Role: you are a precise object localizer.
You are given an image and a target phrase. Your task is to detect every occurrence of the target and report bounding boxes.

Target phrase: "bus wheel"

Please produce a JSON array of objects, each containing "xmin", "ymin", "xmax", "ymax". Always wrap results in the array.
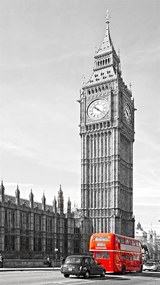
[{"xmin": 121, "ymin": 265, "xmax": 126, "ymax": 275}]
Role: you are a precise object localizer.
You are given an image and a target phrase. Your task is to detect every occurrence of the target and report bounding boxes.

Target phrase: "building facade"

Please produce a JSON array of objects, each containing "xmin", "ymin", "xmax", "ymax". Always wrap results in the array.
[
  {"xmin": 0, "ymin": 181, "xmax": 92, "ymax": 259},
  {"xmin": 135, "ymin": 222, "xmax": 160, "ymax": 261},
  {"xmin": 79, "ymin": 12, "xmax": 135, "ymax": 236}
]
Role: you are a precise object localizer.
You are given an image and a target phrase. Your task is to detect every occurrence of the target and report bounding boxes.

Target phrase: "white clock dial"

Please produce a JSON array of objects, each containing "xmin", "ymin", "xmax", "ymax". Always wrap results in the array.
[
  {"xmin": 87, "ymin": 99, "xmax": 109, "ymax": 120},
  {"xmin": 124, "ymin": 104, "xmax": 131, "ymax": 124}
]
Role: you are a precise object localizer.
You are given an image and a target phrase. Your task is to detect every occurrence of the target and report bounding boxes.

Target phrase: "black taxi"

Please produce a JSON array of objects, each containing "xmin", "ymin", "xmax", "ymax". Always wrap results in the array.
[{"xmin": 60, "ymin": 255, "xmax": 105, "ymax": 278}]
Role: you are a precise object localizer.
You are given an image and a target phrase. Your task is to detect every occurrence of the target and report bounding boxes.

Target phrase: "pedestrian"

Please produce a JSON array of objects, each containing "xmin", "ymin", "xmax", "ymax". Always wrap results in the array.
[
  {"xmin": 0, "ymin": 253, "xmax": 3, "ymax": 268},
  {"xmin": 60, "ymin": 256, "xmax": 65, "ymax": 265},
  {"xmin": 47, "ymin": 256, "xmax": 51, "ymax": 267}
]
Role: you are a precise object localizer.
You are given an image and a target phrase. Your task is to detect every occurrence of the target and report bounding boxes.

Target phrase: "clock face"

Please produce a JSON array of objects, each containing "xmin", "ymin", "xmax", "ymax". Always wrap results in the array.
[
  {"xmin": 124, "ymin": 104, "xmax": 131, "ymax": 124},
  {"xmin": 87, "ymin": 99, "xmax": 109, "ymax": 120}
]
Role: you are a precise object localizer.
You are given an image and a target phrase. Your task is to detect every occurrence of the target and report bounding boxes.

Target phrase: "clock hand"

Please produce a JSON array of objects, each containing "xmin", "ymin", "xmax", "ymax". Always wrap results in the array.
[
  {"xmin": 94, "ymin": 106, "xmax": 100, "ymax": 111},
  {"xmin": 94, "ymin": 106, "xmax": 105, "ymax": 115}
]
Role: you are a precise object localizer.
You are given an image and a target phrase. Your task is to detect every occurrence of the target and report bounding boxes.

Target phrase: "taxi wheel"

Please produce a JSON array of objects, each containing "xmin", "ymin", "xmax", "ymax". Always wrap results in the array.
[
  {"xmin": 139, "ymin": 265, "xmax": 143, "ymax": 273},
  {"xmin": 84, "ymin": 271, "xmax": 90, "ymax": 278},
  {"xmin": 101, "ymin": 270, "xmax": 105, "ymax": 277},
  {"xmin": 64, "ymin": 274, "xmax": 70, "ymax": 278}
]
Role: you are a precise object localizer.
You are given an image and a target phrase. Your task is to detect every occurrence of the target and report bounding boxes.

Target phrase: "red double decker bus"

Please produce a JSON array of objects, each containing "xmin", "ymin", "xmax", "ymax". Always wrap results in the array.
[{"xmin": 89, "ymin": 233, "xmax": 142, "ymax": 274}]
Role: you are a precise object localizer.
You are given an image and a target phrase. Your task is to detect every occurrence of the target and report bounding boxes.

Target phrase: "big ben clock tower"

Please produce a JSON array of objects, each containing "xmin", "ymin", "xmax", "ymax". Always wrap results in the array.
[{"xmin": 79, "ymin": 11, "xmax": 135, "ymax": 237}]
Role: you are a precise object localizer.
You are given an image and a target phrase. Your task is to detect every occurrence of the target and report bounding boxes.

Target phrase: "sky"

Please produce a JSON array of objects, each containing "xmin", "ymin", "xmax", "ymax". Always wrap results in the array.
[{"xmin": 0, "ymin": 0, "xmax": 160, "ymax": 234}]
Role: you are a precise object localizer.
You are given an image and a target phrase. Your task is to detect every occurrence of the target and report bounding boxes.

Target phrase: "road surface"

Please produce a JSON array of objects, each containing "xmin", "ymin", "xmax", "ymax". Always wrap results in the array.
[{"xmin": 0, "ymin": 270, "xmax": 160, "ymax": 285}]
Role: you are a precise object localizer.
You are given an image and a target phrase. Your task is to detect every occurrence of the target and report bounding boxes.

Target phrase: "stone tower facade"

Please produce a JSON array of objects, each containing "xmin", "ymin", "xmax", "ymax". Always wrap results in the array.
[{"xmin": 79, "ymin": 12, "xmax": 135, "ymax": 237}]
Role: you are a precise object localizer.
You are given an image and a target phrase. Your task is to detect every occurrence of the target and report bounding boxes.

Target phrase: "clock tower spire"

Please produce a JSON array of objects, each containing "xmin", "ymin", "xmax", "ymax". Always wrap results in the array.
[{"xmin": 79, "ymin": 11, "xmax": 135, "ymax": 237}]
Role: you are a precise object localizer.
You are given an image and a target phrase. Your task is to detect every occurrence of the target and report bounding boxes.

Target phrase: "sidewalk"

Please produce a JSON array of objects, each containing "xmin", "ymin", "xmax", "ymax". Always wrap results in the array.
[{"xmin": 0, "ymin": 267, "xmax": 61, "ymax": 272}]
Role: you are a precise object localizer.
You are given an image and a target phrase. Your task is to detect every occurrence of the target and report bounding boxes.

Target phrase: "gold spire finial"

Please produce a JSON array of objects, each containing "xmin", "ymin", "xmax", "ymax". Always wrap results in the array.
[
  {"xmin": 129, "ymin": 82, "xmax": 132, "ymax": 91},
  {"xmin": 106, "ymin": 10, "xmax": 110, "ymax": 24}
]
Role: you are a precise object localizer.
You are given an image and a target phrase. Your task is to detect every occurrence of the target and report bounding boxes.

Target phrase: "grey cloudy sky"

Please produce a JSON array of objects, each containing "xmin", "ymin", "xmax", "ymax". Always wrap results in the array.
[{"xmin": 0, "ymin": 0, "xmax": 160, "ymax": 233}]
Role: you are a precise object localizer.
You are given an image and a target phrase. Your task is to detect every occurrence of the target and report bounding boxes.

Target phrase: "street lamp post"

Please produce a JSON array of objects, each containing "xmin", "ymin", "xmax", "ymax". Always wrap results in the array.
[{"xmin": 54, "ymin": 248, "xmax": 58, "ymax": 267}]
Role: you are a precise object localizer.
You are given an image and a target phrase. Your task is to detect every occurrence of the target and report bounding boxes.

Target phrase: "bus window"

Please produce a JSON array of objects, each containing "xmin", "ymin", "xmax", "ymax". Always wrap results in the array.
[
  {"xmin": 115, "ymin": 236, "xmax": 120, "ymax": 243},
  {"xmin": 95, "ymin": 236, "xmax": 109, "ymax": 242},
  {"xmin": 95, "ymin": 252, "xmax": 110, "ymax": 259},
  {"xmin": 121, "ymin": 238, "xmax": 125, "ymax": 244}
]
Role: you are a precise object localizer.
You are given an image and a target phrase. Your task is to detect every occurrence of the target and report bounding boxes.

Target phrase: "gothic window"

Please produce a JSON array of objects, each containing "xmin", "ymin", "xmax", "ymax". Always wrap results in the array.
[
  {"xmin": 5, "ymin": 235, "xmax": 15, "ymax": 251},
  {"xmin": 101, "ymin": 135, "xmax": 103, "ymax": 156},
  {"xmin": 101, "ymin": 164, "xmax": 104, "ymax": 183},
  {"xmin": 8, "ymin": 210, "xmax": 11, "ymax": 230},
  {"xmin": 5, "ymin": 209, "xmax": 15, "ymax": 230},
  {"xmin": 91, "ymin": 189, "xmax": 93, "ymax": 208},
  {"xmin": 34, "ymin": 237, "xmax": 42, "ymax": 252},
  {"xmin": 98, "ymin": 136, "xmax": 100, "ymax": 157},
  {"xmin": 5, "ymin": 209, "xmax": 9, "ymax": 230},
  {"xmin": 94, "ymin": 190, "xmax": 97, "ymax": 208},
  {"xmin": 74, "ymin": 240, "xmax": 80, "ymax": 254},
  {"xmin": 102, "ymin": 190, "xmax": 104, "ymax": 208},
  {"xmin": 91, "ymin": 136, "xmax": 93, "ymax": 158},
  {"xmin": 46, "ymin": 238, "xmax": 52, "ymax": 252},
  {"xmin": 74, "ymin": 227, "xmax": 80, "ymax": 234},
  {"xmin": 94, "ymin": 136, "xmax": 96, "ymax": 157},
  {"xmin": 11, "ymin": 210, "xmax": 15, "ymax": 229},
  {"xmin": 20, "ymin": 236, "xmax": 29, "ymax": 251},
  {"xmin": 46, "ymin": 217, "xmax": 52, "ymax": 233},
  {"xmin": 21, "ymin": 212, "xmax": 29, "ymax": 231},
  {"xmin": 87, "ymin": 136, "xmax": 90, "ymax": 158},
  {"xmin": 34, "ymin": 214, "xmax": 42, "ymax": 232}
]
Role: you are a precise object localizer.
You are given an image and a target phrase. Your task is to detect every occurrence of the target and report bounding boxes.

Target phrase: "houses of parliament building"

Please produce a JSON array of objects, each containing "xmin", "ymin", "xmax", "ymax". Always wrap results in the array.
[
  {"xmin": 0, "ymin": 11, "xmax": 135, "ymax": 259},
  {"xmin": 0, "ymin": 181, "xmax": 92, "ymax": 259}
]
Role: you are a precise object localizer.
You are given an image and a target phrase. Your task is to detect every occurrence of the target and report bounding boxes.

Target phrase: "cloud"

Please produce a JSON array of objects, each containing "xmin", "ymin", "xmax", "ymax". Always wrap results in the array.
[
  {"xmin": 123, "ymin": 44, "xmax": 160, "ymax": 67},
  {"xmin": 0, "ymin": 141, "xmax": 37, "ymax": 160},
  {"xmin": 0, "ymin": 47, "xmax": 92, "ymax": 70}
]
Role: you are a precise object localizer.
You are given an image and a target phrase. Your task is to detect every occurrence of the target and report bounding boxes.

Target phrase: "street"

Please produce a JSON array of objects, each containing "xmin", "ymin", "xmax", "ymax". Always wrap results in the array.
[{"xmin": 0, "ymin": 270, "xmax": 160, "ymax": 285}]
